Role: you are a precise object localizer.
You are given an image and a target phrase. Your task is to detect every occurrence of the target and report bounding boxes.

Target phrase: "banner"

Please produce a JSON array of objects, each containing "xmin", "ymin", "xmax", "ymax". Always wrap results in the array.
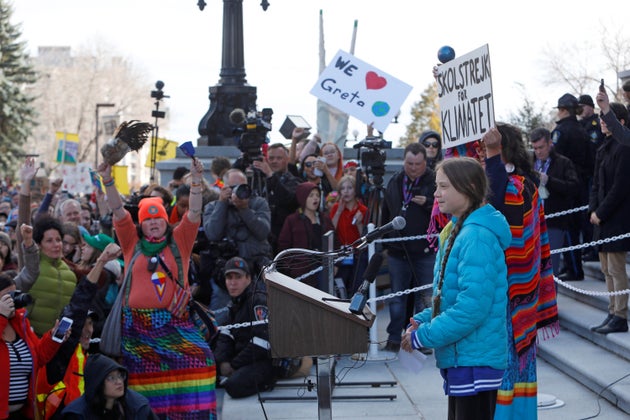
[
  {"xmin": 310, "ymin": 49, "xmax": 412, "ymax": 133},
  {"xmin": 55, "ymin": 132, "xmax": 79, "ymax": 164},
  {"xmin": 145, "ymin": 138, "xmax": 178, "ymax": 168},
  {"xmin": 435, "ymin": 44, "xmax": 495, "ymax": 148},
  {"xmin": 112, "ymin": 165, "xmax": 129, "ymax": 196}
]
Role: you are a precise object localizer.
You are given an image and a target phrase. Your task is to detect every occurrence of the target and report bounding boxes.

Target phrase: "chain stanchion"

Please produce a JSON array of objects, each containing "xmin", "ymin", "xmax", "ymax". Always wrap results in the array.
[{"xmin": 219, "ymin": 204, "xmax": 630, "ymax": 331}]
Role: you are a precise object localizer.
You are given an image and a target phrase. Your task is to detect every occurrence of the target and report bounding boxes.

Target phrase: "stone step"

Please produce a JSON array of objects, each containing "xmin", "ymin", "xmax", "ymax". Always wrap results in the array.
[{"xmin": 538, "ymin": 323, "xmax": 630, "ymax": 415}]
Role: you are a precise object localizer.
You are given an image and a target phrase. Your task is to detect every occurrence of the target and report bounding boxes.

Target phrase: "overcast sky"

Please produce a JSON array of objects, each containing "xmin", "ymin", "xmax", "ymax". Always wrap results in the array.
[{"xmin": 11, "ymin": 0, "xmax": 626, "ymax": 146}]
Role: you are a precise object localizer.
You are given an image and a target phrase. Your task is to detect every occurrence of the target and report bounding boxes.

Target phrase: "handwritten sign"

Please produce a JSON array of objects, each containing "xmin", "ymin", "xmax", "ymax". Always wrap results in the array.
[
  {"xmin": 435, "ymin": 44, "xmax": 494, "ymax": 148},
  {"xmin": 310, "ymin": 50, "xmax": 412, "ymax": 133}
]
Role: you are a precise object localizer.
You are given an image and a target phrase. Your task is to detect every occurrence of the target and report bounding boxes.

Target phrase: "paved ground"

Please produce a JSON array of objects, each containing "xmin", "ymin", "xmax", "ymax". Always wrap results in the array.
[{"xmin": 217, "ymin": 306, "xmax": 629, "ymax": 419}]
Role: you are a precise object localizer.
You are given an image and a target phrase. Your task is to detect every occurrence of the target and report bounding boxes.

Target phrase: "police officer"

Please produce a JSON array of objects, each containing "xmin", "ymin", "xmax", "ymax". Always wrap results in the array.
[
  {"xmin": 578, "ymin": 94, "xmax": 604, "ymax": 261},
  {"xmin": 551, "ymin": 93, "xmax": 592, "ymax": 280},
  {"xmin": 213, "ymin": 257, "xmax": 275, "ymax": 398}
]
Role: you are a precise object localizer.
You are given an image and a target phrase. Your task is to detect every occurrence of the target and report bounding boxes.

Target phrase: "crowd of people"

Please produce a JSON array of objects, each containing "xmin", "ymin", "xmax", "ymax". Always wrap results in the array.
[{"xmin": 1, "ymin": 80, "xmax": 630, "ymax": 419}]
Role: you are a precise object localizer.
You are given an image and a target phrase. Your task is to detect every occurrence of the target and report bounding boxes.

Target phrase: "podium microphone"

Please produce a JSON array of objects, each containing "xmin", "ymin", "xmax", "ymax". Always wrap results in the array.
[
  {"xmin": 354, "ymin": 216, "xmax": 406, "ymax": 249},
  {"xmin": 349, "ymin": 253, "xmax": 384, "ymax": 315}
]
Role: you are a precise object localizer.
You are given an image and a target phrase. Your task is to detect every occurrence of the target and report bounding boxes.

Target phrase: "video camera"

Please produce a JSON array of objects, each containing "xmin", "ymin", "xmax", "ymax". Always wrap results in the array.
[
  {"xmin": 353, "ymin": 136, "xmax": 392, "ymax": 181},
  {"xmin": 230, "ymin": 107, "xmax": 273, "ymax": 164}
]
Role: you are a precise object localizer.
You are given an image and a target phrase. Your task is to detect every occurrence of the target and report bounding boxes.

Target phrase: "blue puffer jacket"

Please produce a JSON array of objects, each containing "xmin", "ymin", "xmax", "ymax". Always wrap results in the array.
[{"xmin": 413, "ymin": 204, "xmax": 511, "ymax": 370}]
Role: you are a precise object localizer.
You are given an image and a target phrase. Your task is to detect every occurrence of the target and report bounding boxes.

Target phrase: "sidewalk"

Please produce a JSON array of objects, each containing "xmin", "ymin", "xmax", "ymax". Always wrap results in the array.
[{"xmin": 218, "ymin": 306, "xmax": 629, "ymax": 419}]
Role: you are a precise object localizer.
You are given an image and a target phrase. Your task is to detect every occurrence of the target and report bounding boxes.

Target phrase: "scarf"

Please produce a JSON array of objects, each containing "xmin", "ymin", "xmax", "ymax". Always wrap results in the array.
[
  {"xmin": 140, "ymin": 236, "xmax": 168, "ymax": 256},
  {"xmin": 503, "ymin": 174, "xmax": 559, "ymax": 362}
]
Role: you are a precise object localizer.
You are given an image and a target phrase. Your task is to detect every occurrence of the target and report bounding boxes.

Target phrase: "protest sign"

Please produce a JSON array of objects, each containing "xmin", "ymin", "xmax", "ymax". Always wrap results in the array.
[
  {"xmin": 435, "ymin": 44, "xmax": 494, "ymax": 148},
  {"xmin": 310, "ymin": 50, "xmax": 412, "ymax": 133}
]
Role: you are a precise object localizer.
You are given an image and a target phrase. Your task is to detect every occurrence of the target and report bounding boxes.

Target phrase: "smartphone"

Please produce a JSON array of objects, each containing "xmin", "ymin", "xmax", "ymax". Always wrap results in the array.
[
  {"xmin": 600, "ymin": 78, "xmax": 605, "ymax": 93},
  {"xmin": 52, "ymin": 316, "xmax": 73, "ymax": 343}
]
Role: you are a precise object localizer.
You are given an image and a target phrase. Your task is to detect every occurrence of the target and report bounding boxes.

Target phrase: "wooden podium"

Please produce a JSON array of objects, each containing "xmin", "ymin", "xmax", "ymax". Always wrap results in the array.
[{"xmin": 265, "ymin": 270, "xmax": 375, "ymax": 358}]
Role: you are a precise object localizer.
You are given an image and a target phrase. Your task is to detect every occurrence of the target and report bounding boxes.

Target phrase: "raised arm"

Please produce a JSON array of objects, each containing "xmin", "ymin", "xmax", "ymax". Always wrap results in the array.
[
  {"xmin": 97, "ymin": 162, "xmax": 126, "ymax": 221},
  {"xmin": 187, "ymin": 158, "xmax": 205, "ymax": 224}
]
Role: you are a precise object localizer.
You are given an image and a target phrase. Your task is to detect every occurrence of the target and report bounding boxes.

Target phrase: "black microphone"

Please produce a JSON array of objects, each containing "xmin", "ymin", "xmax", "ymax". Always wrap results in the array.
[
  {"xmin": 229, "ymin": 108, "xmax": 246, "ymax": 125},
  {"xmin": 355, "ymin": 216, "xmax": 406, "ymax": 247},
  {"xmin": 349, "ymin": 253, "xmax": 384, "ymax": 315}
]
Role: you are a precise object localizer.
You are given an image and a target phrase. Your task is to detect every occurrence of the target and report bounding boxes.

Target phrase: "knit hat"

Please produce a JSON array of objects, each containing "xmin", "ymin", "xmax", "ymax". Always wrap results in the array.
[
  {"xmin": 81, "ymin": 232, "xmax": 114, "ymax": 252},
  {"xmin": 138, "ymin": 197, "xmax": 168, "ymax": 224}
]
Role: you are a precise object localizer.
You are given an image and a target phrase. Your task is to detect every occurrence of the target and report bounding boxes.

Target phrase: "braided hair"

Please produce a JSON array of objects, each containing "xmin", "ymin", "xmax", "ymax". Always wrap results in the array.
[{"xmin": 433, "ymin": 157, "xmax": 489, "ymax": 316}]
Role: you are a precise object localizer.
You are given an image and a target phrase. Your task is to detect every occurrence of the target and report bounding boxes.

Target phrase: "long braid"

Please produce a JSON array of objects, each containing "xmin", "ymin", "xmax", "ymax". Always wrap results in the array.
[{"xmin": 433, "ymin": 200, "xmax": 482, "ymax": 318}]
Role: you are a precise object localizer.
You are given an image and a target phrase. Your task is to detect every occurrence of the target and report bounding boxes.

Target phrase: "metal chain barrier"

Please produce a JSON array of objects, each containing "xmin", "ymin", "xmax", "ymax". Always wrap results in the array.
[{"xmin": 219, "ymin": 204, "xmax": 630, "ymax": 330}]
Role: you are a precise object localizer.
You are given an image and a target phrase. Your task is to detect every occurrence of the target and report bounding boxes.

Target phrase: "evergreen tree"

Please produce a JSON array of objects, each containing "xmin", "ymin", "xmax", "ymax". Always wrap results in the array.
[
  {"xmin": 400, "ymin": 83, "xmax": 441, "ymax": 147},
  {"xmin": 0, "ymin": 0, "xmax": 37, "ymax": 177}
]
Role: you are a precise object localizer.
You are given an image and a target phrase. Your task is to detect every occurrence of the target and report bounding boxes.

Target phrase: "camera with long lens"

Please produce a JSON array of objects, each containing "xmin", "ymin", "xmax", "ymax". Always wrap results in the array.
[
  {"xmin": 353, "ymin": 136, "xmax": 391, "ymax": 186},
  {"xmin": 229, "ymin": 107, "xmax": 273, "ymax": 164},
  {"xmin": 232, "ymin": 184, "xmax": 252, "ymax": 200},
  {"xmin": 9, "ymin": 290, "xmax": 33, "ymax": 309}
]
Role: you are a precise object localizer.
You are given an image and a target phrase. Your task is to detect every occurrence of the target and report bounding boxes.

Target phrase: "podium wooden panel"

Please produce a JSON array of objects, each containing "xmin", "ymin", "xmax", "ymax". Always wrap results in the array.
[{"xmin": 265, "ymin": 270, "xmax": 375, "ymax": 358}]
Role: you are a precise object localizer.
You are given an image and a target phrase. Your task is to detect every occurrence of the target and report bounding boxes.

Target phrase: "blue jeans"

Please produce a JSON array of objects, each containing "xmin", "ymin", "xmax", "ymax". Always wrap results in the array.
[{"xmin": 386, "ymin": 253, "xmax": 435, "ymax": 344}]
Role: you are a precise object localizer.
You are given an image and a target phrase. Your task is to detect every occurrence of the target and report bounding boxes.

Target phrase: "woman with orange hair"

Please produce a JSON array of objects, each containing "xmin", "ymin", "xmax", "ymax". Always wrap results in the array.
[{"xmin": 320, "ymin": 142, "xmax": 344, "ymax": 191}]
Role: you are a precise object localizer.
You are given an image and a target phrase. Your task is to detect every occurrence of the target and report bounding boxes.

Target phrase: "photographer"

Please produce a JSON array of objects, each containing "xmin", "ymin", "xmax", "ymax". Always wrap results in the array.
[
  {"xmin": 251, "ymin": 143, "xmax": 300, "ymax": 254},
  {"xmin": 203, "ymin": 169, "xmax": 272, "ymax": 288}
]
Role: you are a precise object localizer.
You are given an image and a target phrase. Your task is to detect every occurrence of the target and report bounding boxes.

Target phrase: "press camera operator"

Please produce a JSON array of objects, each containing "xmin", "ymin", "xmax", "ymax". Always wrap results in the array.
[
  {"xmin": 251, "ymin": 142, "xmax": 301, "ymax": 254},
  {"xmin": 203, "ymin": 168, "xmax": 272, "ymax": 290}
]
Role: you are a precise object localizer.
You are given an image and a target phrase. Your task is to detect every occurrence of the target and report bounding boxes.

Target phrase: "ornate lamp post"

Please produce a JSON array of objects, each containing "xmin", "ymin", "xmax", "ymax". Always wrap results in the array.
[{"xmin": 196, "ymin": 0, "xmax": 270, "ymax": 146}]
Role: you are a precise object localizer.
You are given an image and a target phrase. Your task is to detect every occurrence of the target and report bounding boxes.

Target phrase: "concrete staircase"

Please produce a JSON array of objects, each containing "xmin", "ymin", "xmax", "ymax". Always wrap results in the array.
[{"xmin": 537, "ymin": 260, "xmax": 630, "ymax": 414}]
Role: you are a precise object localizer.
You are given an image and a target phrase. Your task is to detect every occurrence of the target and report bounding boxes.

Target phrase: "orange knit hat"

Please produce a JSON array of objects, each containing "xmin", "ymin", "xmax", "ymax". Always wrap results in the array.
[{"xmin": 138, "ymin": 197, "xmax": 168, "ymax": 224}]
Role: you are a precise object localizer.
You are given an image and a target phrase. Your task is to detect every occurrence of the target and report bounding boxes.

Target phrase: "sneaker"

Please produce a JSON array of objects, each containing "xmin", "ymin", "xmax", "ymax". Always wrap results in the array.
[{"xmin": 382, "ymin": 341, "xmax": 400, "ymax": 352}]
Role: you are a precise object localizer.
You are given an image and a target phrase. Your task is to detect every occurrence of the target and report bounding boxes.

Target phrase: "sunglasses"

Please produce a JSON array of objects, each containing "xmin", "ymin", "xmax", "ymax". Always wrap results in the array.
[
  {"xmin": 423, "ymin": 142, "xmax": 439, "ymax": 148},
  {"xmin": 304, "ymin": 161, "xmax": 315, "ymax": 168}
]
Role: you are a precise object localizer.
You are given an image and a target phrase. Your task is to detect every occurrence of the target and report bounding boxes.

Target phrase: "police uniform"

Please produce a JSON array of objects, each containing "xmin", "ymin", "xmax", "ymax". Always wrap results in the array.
[{"xmin": 213, "ymin": 257, "xmax": 275, "ymax": 398}]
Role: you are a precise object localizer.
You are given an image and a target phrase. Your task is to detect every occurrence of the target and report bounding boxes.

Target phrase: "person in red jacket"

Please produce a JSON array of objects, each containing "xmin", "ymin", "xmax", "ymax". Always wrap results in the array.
[{"xmin": 1, "ymin": 273, "xmax": 68, "ymax": 420}]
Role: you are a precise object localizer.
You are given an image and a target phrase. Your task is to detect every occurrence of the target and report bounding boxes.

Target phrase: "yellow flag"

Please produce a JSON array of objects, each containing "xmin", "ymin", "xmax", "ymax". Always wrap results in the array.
[
  {"xmin": 145, "ymin": 138, "xmax": 178, "ymax": 168},
  {"xmin": 112, "ymin": 165, "xmax": 130, "ymax": 196},
  {"xmin": 55, "ymin": 132, "xmax": 79, "ymax": 164}
]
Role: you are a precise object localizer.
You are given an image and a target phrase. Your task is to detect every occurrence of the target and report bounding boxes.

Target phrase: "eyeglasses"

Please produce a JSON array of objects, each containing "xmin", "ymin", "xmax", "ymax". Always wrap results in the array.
[
  {"xmin": 423, "ymin": 142, "xmax": 439, "ymax": 148},
  {"xmin": 105, "ymin": 371, "xmax": 126, "ymax": 383},
  {"xmin": 304, "ymin": 162, "xmax": 315, "ymax": 168}
]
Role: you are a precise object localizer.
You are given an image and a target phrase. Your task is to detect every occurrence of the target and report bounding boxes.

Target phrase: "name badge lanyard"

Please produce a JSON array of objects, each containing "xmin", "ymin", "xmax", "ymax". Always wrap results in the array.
[{"xmin": 401, "ymin": 175, "xmax": 419, "ymax": 215}]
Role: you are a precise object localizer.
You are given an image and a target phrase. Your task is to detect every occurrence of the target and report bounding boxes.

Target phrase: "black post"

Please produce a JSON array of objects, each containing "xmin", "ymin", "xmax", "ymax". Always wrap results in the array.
[
  {"xmin": 150, "ymin": 81, "xmax": 168, "ymax": 183},
  {"xmin": 196, "ymin": 0, "xmax": 269, "ymax": 146}
]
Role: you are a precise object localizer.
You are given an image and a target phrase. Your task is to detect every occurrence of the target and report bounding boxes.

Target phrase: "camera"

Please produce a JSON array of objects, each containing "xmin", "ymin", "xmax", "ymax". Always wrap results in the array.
[
  {"xmin": 232, "ymin": 184, "xmax": 252, "ymax": 200},
  {"xmin": 354, "ymin": 137, "xmax": 391, "ymax": 178},
  {"xmin": 229, "ymin": 107, "xmax": 273, "ymax": 164},
  {"xmin": 9, "ymin": 290, "xmax": 33, "ymax": 309}
]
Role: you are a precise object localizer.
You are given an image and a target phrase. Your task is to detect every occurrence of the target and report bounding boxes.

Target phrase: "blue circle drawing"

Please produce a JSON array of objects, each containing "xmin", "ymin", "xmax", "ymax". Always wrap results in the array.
[{"xmin": 372, "ymin": 101, "xmax": 390, "ymax": 117}]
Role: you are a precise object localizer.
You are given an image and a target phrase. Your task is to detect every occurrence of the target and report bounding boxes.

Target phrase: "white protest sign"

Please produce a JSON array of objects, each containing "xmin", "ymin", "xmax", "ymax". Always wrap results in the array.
[
  {"xmin": 310, "ymin": 50, "xmax": 412, "ymax": 133},
  {"xmin": 60, "ymin": 163, "xmax": 93, "ymax": 195},
  {"xmin": 436, "ymin": 44, "xmax": 494, "ymax": 148}
]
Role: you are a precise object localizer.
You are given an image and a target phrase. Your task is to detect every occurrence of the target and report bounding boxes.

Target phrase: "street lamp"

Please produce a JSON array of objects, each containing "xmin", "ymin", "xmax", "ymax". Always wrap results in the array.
[{"xmin": 95, "ymin": 103, "xmax": 116, "ymax": 167}]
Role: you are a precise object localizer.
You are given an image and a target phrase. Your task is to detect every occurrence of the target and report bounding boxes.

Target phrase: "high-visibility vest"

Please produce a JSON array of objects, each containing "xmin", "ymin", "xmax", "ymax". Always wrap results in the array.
[{"xmin": 36, "ymin": 345, "xmax": 87, "ymax": 420}]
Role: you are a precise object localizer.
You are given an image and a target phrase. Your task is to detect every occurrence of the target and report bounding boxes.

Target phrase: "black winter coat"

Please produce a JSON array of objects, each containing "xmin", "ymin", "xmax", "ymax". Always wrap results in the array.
[
  {"xmin": 589, "ymin": 137, "xmax": 630, "ymax": 252},
  {"xmin": 213, "ymin": 283, "xmax": 273, "ymax": 370}
]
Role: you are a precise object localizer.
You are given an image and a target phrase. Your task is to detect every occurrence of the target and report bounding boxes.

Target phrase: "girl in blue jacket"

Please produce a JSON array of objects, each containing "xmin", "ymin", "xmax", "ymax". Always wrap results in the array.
[{"xmin": 402, "ymin": 157, "xmax": 512, "ymax": 420}]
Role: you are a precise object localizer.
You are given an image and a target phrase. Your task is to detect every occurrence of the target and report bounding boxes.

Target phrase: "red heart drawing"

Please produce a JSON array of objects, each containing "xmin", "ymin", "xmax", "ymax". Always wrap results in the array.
[{"xmin": 365, "ymin": 71, "xmax": 387, "ymax": 90}]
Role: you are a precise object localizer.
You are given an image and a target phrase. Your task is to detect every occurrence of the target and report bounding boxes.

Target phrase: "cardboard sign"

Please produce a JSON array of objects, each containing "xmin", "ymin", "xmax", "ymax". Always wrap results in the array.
[
  {"xmin": 435, "ymin": 44, "xmax": 494, "ymax": 148},
  {"xmin": 310, "ymin": 50, "xmax": 412, "ymax": 133}
]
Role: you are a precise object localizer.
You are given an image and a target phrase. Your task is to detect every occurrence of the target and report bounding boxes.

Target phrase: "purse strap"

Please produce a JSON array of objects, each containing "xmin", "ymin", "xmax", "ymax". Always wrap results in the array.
[{"xmin": 120, "ymin": 243, "xmax": 144, "ymax": 303}]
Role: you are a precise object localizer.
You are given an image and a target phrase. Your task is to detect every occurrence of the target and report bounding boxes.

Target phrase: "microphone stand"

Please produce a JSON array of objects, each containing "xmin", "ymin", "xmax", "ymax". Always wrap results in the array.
[{"xmin": 262, "ymin": 232, "xmax": 397, "ymax": 411}]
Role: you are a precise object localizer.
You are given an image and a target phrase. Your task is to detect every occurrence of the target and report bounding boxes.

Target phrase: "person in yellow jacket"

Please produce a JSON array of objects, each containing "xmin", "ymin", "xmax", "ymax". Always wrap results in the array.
[{"xmin": 36, "ymin": 243, "xmax": 121, "ymax": 420}]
